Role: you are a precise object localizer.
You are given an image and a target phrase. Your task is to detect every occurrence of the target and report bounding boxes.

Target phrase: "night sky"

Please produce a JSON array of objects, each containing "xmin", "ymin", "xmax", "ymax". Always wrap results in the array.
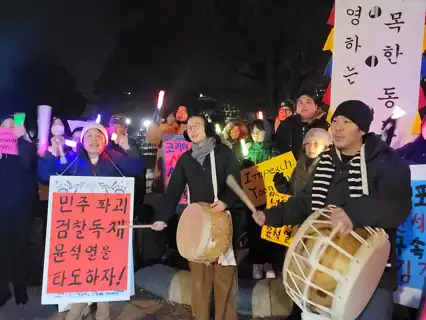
[{"xmin": 0, "ymin": 0, "xmax": 118, "ymax": 97}]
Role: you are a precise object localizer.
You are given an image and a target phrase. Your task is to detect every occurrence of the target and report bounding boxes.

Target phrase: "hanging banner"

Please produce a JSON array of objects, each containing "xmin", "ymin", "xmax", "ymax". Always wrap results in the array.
[
  {"xmin": 240, "ymin": 152, "xmax": 296, "ymax": 209},
  {"xmin": 0, "ymin": 128, "xmax": 18, "ymax": 155},
  {"xmin": 162, "ymin": 135, "xmax": 191, "ymax": 205},
  {"xmin": 395, "ymin": 165, "xmax": 426, "ymax": 308},
  {"xmin": 331, "ymin": 0, "xmax": 426, "ymax": 148},
  {"xmin": 42, "ymin": 176, "xmax": 134, "ymax": 305}
]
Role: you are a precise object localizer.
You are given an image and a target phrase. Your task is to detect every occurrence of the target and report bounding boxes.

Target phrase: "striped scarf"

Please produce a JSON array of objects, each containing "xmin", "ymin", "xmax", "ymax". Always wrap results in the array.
[{"xmin": 311, "ymin": 145, "xmax": 369, "ymax": 212}]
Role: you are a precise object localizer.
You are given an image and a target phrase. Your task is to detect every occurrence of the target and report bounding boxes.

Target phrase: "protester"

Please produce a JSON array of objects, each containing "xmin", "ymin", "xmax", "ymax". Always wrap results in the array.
[
  {"xmin": 275, "ymin": 128, "xmax": 332, "ymax": 196},
  {"xmin": 0, "ymin": 116, "xmax": 38, "ymax": 306},
  {"xmin": 276, "ymin": 93, "xmax": 329, "ymax": 159},
  {"xmin": 70, "ymin": 127, "xmax": 83, "ymax": 153},
  {"xmin": 151, "ymin": 115, "xmax": 240, "ymax": 320},
  {"xmin": 274, "ymin": 100, "xmax": 294, "ymax": 132},
  {"xmin": 38, "ymin": 122, "xmax": 144, "ymax": 319},
  {"xmin": 222, "ymin": 120, "xmax": 249, "ymax": 163},
  {"xmin": 246, "ymin": 119, "xmax": 274, "ymax": 165},
  {"xmin": 253, "ymin": 100, "xmax": 412, "ymax": 320},
  {"xmin": 397, "ymin": 115, "xmax": 426, "ymax": 164},
  {"xmin": 48, "ymin": 117, "xmax": 72, "ymax": 158}
]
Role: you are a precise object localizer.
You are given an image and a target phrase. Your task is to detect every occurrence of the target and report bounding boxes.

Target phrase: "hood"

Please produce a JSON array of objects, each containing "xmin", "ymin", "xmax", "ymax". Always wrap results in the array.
[{"xmin": 330, "ymin": 133, "xmax": 391, "ymax": 163}]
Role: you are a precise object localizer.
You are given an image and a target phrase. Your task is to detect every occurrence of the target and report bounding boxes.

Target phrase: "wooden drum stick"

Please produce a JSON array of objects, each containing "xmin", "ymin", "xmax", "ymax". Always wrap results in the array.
[
  {"xmin": 226, "ymin": 175, "xmax": 257, "ymax": 214},
  {"xmin": 118, "ymin": 224, "xmax": 153, "ymax": 229}
]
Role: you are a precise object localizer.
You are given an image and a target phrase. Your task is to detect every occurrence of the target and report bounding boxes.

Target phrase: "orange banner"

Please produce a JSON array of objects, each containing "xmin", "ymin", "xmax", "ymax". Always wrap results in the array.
[{"xmin": 46, "ymin": 193, "xmax": 131, "ymax": 294}]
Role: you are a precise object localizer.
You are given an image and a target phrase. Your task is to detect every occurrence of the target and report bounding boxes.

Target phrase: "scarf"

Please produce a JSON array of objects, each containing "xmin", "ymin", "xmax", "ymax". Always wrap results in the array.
[
  {"xmin": 311, "ymin": 145, "xmax": 369, "ymax": 212},
  {"xmin": 191, "ymin": 137, "xmax": 216, "ymax": 165}
]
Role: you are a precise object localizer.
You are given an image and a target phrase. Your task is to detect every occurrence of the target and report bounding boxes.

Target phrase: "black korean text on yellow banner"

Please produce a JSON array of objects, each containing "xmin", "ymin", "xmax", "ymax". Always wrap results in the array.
[
  {"xmin": 260, "ymin": 225, "xmax": 298, "ymax": 247},
  {"xmin": 240, "ymin": 152, "xmax": 296, "ymax": 209}
]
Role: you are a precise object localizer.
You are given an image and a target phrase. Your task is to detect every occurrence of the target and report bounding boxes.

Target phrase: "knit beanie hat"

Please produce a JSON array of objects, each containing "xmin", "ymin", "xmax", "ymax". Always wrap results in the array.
[
  {"xmin": 331, "ymin": 100, "xmax": 373, "ymax": 133},
  {"xmin": 303, "ymin": 128, "xmax": 332, "ymax": 146},
  {"xmin": 80, "ymin": 122, "xmax": 109, "ymax": 144}
]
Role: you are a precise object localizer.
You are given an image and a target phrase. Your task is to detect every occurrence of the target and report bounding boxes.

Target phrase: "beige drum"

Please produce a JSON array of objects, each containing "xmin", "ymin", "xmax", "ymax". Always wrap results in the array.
[
  {"xmin": 282, "ymin": 209, "xmax": 390, "ymax": 320},
  {"xmin": 176, "ymin": 202, "xmax": 233, "ymax": 263}
]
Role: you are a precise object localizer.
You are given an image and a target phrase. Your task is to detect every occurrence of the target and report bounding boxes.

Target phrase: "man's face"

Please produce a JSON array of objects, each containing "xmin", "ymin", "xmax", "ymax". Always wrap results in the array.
[
  {"xmin": 83, "ymin": 128, "xmax": 106, "ymax": 155},
  {"xmin": 110, "ymin": 123, "xmax": 127, "ymax": 136},
  {"xmin": 1, "ymin": 118, "xmax": 14, "ymax": 128},
  {"xmin": 278, "ymin": 106, "xmax": 293, "ymax": 121},
  {"xmin": 296, "ymin": 95, "xmax": 317, "ymax": 121},
  {"xmin": 72, "ymin": 131, "xmax": 82, "ymax": 143},
  {"xmin": 331, "ymin": 115, "xmax": 364, "ymax": 151},
  {"xmin": 185, "ymin": 117, "xmax": 206, "ymax": 144},
  {"xmin": 176, "ymin": 106, "xmax": 188, "ymax": 122}
]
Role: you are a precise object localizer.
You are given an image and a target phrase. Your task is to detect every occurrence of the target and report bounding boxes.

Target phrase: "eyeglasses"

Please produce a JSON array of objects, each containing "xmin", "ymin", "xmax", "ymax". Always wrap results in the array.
[{"xmin": 185, "ymin": 123, "xmax": 201, "ymax": 133}]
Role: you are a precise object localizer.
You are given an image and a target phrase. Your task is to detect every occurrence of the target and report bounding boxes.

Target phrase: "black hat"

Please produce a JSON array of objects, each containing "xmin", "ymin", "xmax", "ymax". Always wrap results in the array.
[
  {"xmin": 109, "ymin": 114, "xmax": 127, "ymax": 126},
  {"xmin": 332, "ymin": 100, "xmax": 373, "ymax": 133}
]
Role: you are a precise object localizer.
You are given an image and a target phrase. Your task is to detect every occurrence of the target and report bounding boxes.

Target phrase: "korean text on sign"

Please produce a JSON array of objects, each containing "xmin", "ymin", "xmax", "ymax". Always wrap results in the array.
[
  {"xmin": 45, "ymin": 193, "xmax": 131, "ymax": 301},
  {"xmin": 162, "ymin": 135, "xmax": 191, "ymax": 205},
  {"xmin": 395, "ymin": 165, "xmax": 426, "ymax": 309},
  {"xmin": 0, "ymin": 128, "xmax": 18, "ymax": 155},
  {"xmin": 261, "ymin": 225, "xmax": 298, "ymax": 247},
  {"xmin": 240, "ymin": 152, "xmax": 296, "ymax": 209}
]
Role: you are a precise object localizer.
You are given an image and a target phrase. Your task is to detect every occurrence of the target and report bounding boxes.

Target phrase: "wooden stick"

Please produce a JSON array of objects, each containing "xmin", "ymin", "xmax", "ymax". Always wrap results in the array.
[
  {"xmin": 226, "ymin": 175, "xmax": 257, "ymax": 214},
  {"xmin": 118, "ymin": 224, "xmax": 153, "ymax": 229}
]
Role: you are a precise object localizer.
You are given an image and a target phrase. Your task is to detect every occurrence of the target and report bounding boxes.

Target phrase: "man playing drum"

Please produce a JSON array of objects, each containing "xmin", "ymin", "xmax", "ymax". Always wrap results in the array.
[
  {"xmin": 151, "ymin": 115, "xmax": 241, "ymax": 320},
  {"xmin": 253, "ymin": 100, "xmax": 412, "ymax": 319}
]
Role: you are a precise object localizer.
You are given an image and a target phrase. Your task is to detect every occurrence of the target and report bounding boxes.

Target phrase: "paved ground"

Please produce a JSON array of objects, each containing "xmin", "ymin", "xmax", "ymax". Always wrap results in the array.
[{"xmin": 0, "ymin": 287, "xmax": 253, "ymax": 320}]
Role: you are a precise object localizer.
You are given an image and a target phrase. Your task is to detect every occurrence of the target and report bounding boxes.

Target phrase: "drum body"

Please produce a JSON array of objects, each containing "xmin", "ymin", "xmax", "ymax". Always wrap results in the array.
[
  {"xmin": 282, "ymin": 209, "xmax": 390, "ymax": 320},
  {"xmin": 176, "ymin": 202, "xmax": 232, "ymax": 263}
]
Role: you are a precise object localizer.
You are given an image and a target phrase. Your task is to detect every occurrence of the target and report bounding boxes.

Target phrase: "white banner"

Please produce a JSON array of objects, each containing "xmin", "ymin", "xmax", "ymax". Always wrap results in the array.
[
  {"xmin": 67, "ymin": 120, "xmax": 89, "ymax": 133},
  {"xmin": 42, "ymin": 176, "xmax": 135, "ymax": 305},
  {"xmin": 331, "ymin": 0, "xmax": 426, "ymax": 147}
]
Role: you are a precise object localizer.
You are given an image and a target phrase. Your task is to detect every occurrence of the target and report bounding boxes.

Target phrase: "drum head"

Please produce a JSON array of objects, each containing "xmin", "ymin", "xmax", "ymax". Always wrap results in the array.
[{"xmin": 176, "ymin": 203, "xmax": 205, "ymax": 260}]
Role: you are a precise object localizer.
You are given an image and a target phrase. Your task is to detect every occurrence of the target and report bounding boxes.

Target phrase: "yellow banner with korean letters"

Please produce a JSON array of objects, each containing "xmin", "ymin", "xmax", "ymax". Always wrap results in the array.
[
  {"xmin": 260, "ymin": 225, "xmax": 298, "ymax": 247},
  {"xmin": 240, "ymin": 152, "xmax": 296, "ymax": 209}
]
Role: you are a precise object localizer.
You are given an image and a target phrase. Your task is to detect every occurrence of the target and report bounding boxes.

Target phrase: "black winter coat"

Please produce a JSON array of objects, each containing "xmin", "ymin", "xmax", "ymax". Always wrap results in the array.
[
  {"xmin": 397, "ymin": 136, "xmax": 426, "ymax": 165},
  {"xmin": 158, "ymin": 143, "xmax": 241, "ymax": 224},
  {"xmin": 275, "ymin": 114, "xmax": 329, "ymax": 159},
  {"xmin": 265, "ymin": 134, "xmax": 412, "ymax": 291}
]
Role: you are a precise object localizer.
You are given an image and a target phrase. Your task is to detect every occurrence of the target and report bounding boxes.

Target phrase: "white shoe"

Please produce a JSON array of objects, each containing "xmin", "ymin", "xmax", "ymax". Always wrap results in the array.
[
  {"xmin": 252, "ymin": 264, "xmax": 264, "ymax": 279},
  {"xmin": 264, "ymin": 263, "xmax": 276, "ymax": 279}
]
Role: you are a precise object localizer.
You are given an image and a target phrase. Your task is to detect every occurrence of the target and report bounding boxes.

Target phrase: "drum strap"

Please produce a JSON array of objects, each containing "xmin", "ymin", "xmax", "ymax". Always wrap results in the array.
[{"xmin": 187, "ymin": 151, "xmax": 219, "ymax": 204}]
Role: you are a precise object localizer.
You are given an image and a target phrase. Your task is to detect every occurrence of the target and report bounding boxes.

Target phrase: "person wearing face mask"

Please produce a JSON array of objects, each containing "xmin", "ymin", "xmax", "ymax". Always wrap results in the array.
[
  {"xmin": 253, "ymin": 100, "xmax": 412, "ymax": 320},
  {"xmin": 49, "ymin": 118, "xmax": 72, "ymax": 162},
  {"xmin": 276, "ymin": 93, "xmax": 329, "ymax": 159},
  {"xmin": 0, "ymin": 116, "xmax": 37, "ymax": 307},
  {"xmin": 150, "ymin": 115, "xmax": 241, "ymax": 320},
  {"xmin": 38, "ymin": 122, "xmax": 144, "ymax": 320}
]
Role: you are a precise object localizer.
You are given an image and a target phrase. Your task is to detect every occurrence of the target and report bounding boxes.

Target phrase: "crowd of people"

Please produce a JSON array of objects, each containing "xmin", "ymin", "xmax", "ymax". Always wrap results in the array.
[{"xmin": 0, "ymin": 90, "xmax": 424, "ymax": 319}]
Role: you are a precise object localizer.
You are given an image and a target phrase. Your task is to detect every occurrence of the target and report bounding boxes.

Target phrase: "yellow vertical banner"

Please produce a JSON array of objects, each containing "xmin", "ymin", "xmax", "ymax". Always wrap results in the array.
[
  {"xmin": 260, "ymin": 225, "xmax": 298, "ymax": 247},
  {"xmin": 240, "ymin": 152, "xmax": 296, "ymax": 209}
]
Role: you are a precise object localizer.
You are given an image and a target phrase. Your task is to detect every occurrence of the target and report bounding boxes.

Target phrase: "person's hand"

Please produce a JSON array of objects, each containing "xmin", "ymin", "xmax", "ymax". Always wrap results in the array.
[
  {"xmin": 117, "ymin": 134, "xmax": 130, "ymax": 150},
  {"xmin": 151, "ymin": 221, "xmax": 167, "ymax": 231},
  {"xmin": 13, "ymin": 125, "xmax": 26, "ymax": 138},
  {"xmin": 211, "ymin": 200, "xmax": 226, "ymax": 212},
  {"xmin": 329, "ymin": 206, "xmax": 353, "ymax": 235},
  {"xmin": 252, "ymin": 211, "xmax": 266, "ymax": 226},
  {"xmin": 50, "ymin": 136, "xmax": 65, "ymax": 157}
]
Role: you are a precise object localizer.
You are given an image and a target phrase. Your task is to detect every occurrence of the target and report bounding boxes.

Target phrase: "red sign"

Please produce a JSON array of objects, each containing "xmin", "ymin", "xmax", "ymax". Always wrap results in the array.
[{"xmin": 46, "ymin": 193, "xmax": 131, "ymax": 294}]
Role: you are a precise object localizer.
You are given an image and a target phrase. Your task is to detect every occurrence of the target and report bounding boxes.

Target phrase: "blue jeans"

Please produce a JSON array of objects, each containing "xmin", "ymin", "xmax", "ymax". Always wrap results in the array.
[{"xmin": 356, "ymin": 287, "xmax": 393, "ymax": 320}]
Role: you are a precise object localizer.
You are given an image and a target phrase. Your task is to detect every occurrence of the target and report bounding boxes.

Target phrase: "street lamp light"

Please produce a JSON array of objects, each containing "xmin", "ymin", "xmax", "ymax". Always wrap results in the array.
[
  {"xmin": 125, "ymin": 118, "xmax": 131, "ymax": 125},
  {"xmin": 143, "ymin": 119, "xmax": 152, "ymax": 129}
]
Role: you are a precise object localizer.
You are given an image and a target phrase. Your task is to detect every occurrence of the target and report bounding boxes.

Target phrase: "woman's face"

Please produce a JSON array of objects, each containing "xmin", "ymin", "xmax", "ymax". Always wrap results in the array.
[
  {"xmin": 251, "ymin": 125, "xmax": 265, "ymax": 142},
  {"xmin": 186, "ymin": 117, "xmax": 206, "ymax": 144},
  {"xmin": 230, "ymin": 125, "xmax": 241, "ymax": 140},
  {"xmin": 51, "ymin": 118, "xmax": 65, "ymax": 136},
  {"xmin": 304, "ymin": 139, "xmax": 327, "ymax": 159},
  {"xmin": 1, "ymin": 118, "xmax": 14, "ymax": 128},
  {"xmin": 176, "ymin": 106, "xmax": 188, "ymax": 122},
  {"xmin": 83, "ymin": 128, "xmax": 106, "ymax": 155}
]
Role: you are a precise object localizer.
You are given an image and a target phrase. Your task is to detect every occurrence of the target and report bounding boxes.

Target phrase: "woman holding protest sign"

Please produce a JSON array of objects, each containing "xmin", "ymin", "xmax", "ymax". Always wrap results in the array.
[
  {"xmin": 38, "ymin": 122, "xmax": 144, "ymax": 320},
  {"xmin": 151, "ymin": 115, "xmax": 241, "ymax": 320},
  {"xmin": 0, "ymin": 116, "xmax": 37, "ymax": 307}
]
